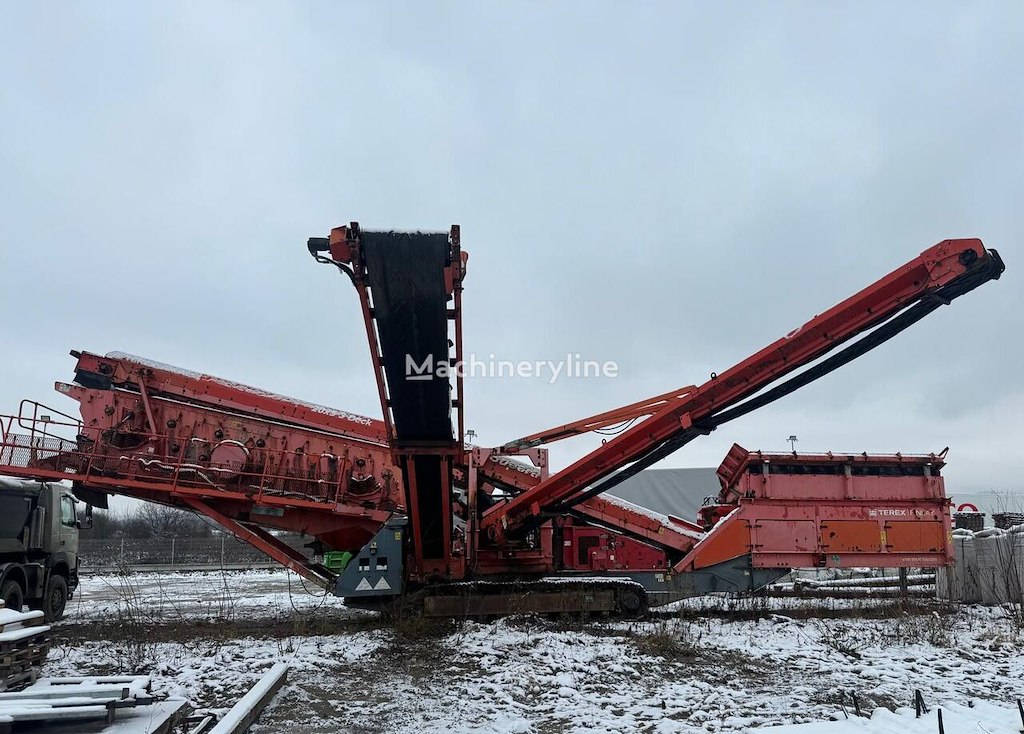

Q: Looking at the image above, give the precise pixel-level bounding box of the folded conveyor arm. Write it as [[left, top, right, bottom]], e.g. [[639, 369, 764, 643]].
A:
[[483, 240, 1004, 542]]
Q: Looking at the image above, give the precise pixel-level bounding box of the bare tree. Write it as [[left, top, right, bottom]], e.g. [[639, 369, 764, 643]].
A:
[[82, 509, 120, 539], [133, 503, 213, 538]]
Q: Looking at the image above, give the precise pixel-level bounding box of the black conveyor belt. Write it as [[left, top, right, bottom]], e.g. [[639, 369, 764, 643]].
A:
[[362, 231, 454, 443], [361, 231, 455, 561]]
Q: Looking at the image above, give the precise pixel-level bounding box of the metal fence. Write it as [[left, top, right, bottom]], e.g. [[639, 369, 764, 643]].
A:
[[77, 533, 313, 573]]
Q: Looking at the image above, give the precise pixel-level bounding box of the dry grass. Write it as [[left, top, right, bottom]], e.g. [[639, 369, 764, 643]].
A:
[[630, 619, 702, 660]]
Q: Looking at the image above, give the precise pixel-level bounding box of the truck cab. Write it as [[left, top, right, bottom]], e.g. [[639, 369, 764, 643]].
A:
[[0, 477, 83, 620]]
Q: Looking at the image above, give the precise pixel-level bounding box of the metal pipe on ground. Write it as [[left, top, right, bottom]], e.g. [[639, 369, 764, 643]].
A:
[[209, 663, 288, 734]]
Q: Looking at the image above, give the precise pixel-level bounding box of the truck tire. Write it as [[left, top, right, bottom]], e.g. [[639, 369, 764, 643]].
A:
[[44, 575, 68, 621], [0, 581, 23, 613]]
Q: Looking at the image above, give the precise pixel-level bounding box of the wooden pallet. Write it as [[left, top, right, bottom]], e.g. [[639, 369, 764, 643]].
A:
[[0, 616, 43, 633], [0, 642, 49, 667], [0, 668, 38, 693], [0, 609, 48, 634], [0, 609, 51, 693]]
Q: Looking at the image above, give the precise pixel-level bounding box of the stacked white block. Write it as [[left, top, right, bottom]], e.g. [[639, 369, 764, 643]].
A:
[[1006, 525, 1024, 600], [975, 530, 1009, 604], [940, 531, 981, 602], [943, 525, 1023, 605]]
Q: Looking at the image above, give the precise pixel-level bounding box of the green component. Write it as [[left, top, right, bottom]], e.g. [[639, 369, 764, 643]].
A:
[[324, 551, 353, 572]]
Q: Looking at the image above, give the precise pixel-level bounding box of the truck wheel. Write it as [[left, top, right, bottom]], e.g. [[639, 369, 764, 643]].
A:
[[0, 581, 23, 613], [44, 575, 69, 621]]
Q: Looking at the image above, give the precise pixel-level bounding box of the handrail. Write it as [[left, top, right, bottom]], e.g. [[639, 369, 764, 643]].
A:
[[17, 399, 83, 432]]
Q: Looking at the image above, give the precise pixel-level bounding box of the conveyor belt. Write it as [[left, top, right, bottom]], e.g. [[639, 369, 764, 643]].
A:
[[361, 231, 456, 561], [361, 231, 454, 442], [556, 246, 1005, 511]]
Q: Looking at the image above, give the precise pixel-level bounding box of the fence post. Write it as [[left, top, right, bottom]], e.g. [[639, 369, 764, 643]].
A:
[[221, 535, 226, 568], [171, 537, 176, 568], [119, 535, 125, 566]]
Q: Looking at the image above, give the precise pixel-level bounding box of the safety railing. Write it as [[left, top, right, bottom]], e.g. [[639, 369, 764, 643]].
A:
[[16, 399, 83, 434], [0, 401, 81, 466], [0, 412, 397, 512]]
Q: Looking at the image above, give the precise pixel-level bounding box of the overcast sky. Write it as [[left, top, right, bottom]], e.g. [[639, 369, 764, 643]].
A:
[[1, 3, 1021, 508]]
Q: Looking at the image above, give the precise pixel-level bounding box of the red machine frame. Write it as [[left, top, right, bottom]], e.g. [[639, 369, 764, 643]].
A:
[[482, 239, 999, 543], [0, 230, 1005, 611]]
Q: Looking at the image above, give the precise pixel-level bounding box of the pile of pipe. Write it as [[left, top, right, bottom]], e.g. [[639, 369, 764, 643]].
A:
[[937, 523, 1024, 604]]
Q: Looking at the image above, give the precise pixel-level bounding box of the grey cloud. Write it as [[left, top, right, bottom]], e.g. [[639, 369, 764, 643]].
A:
[[1, 2, 1020, 500]]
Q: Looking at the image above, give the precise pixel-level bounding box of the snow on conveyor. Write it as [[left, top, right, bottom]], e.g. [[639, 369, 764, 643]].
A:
[[105, 352, 377, 427]]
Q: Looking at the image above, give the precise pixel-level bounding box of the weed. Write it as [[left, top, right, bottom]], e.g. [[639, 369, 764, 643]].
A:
[[815, 620, 866, 658], [631, 620, 702, 660], [87, 582, 157, 672]]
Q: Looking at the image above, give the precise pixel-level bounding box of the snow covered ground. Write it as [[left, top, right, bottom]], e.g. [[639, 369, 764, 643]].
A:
[[67, 568, 345, 621], [43, 570, 1024, 733], [763, 700, 1024, 734]]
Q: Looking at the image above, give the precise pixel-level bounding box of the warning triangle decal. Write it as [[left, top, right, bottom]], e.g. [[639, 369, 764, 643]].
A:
[[354, 577, 372, 591], [373, 577, 392, 591]]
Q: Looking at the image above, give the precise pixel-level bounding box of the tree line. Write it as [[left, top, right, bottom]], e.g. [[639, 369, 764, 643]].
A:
[[83, 503, 218, 539]]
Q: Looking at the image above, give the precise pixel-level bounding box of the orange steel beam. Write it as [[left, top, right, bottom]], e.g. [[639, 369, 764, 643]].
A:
[[482, 240, 1003, 543], [182, 497, 334, 588], [500, 385, 697, 451]]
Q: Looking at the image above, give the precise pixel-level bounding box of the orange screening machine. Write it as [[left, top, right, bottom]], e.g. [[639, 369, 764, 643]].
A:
[[0, 230, 1004, 615]]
